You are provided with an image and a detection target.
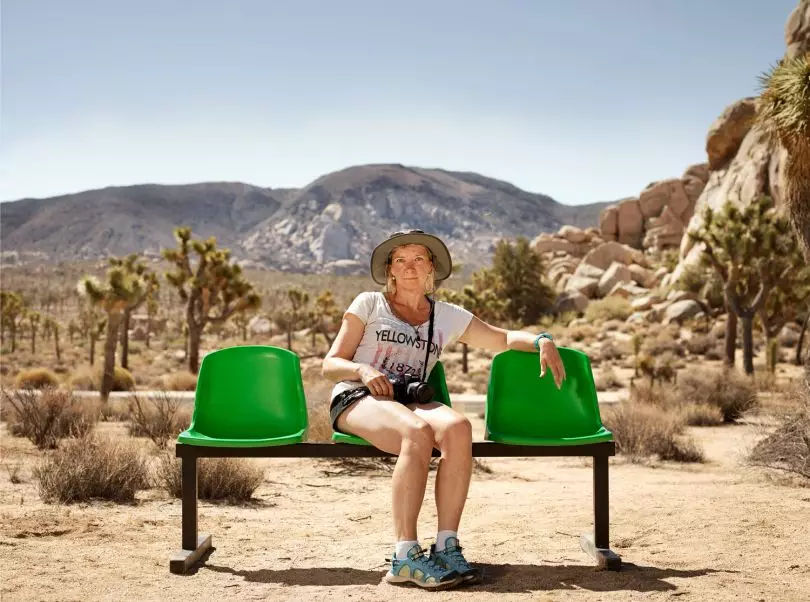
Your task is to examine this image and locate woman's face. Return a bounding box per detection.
[388,244,434,288]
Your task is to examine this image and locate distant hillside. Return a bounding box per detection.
[0,164,610,274]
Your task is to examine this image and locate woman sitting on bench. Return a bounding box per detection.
[322,229,566,590]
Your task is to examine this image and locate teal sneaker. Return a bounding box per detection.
[429,537,483,584]
[385,543,462,589]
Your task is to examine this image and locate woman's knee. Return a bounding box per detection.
[400,419,434,455]
[440,414,472,448]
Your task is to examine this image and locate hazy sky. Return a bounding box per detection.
[0,0,798,204]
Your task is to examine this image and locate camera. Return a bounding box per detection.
[390,374,434,405]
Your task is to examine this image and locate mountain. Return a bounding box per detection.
[0,164,610,274]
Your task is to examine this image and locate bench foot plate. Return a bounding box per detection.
[580,534,621,571]
[169,533,212,574]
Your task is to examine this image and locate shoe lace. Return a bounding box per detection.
[413,548,453,576]
[441,544,472,571]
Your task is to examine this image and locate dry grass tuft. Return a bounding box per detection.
[35,434,150,503]
[158,371,197,391]
[2,387,98,449]
[14,368,60,389]
[68,365,135,392]
[603,402,704,463]
[677,368,758,422]
[748,386,810,481]
[585,297,633,322]
[156,453,264,502]
[127,392,192,448]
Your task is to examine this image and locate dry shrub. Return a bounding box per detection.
[159,371,197,392]
[685,335,712,356]
[35,434,150,503]
[595,365,622,391]
[15,368,60,389]
[568,324,599,343]
[2,387,98,449]
[68,365,135,392]
[679,403,724,427]
[307,400,333,442]
[749,386,809,481]
[642,331,683,357]
[598,340,627,362]
[156,453,263,502]
[704,344,724,361]
[602,402,703,462]
[585,297,633,323]
[630,379,727,427]
[677,368,757,422]
[127,392,191,448]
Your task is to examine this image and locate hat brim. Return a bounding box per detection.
[370,232,453,285]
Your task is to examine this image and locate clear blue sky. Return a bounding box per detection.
[0,0,798,204]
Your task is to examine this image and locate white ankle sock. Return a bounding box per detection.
[395,540,419,560]
[435,530,458,551]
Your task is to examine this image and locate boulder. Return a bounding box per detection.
[630,294,663,311]
[705,98,757,170]
[628,264,656,288]
[249,315,273,335]
[558,225,588,244]
[532,237,578,255]
[607,282,649,299]
[663,299,705,324]
[598,262,634,297]
[582,241,647,271]
[616,198,644,247]
[643,206,687,250]
[573,262,606,280]
[565,276,600,298]
[599,206,619,240]
[786,0,810,59]
[555,291,590,314]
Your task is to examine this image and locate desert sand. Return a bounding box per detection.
[1,411,809,602]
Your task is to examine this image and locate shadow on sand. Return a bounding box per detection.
[199,555,735,593]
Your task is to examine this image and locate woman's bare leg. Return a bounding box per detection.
[337,396,434,541]
[410,403,473,532]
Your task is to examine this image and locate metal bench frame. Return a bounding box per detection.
[170,440,621,574]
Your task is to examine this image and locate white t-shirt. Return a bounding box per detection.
[331,291,475,400]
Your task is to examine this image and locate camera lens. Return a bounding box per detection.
[407,382,434,404]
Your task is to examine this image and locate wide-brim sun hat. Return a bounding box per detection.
[370,229,453,285]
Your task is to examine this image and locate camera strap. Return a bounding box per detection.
[421,296,435,382]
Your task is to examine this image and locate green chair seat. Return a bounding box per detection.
[331,361,452,446]
[485,348,613,446]
[177,345,308,448]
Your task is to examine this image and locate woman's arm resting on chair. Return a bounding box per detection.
[458,317,566,388]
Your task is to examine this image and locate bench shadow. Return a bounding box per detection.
[202,560,735,593]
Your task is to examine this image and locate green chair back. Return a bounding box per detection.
[178,345,308,447]
[332,360,451,445]
[485,348,613,446]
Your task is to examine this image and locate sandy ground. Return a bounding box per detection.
[1,415,809,602]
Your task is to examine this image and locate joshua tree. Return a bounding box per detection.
[756,226,810,372]
[688,197,785,375]
[42,317,62,363]
[144,295,160,349]
[311,290,341,348]
[757,52,810,382]
[274,287,310,352]
[0,291,24,352]
[109,254,159,370]
[163,227,261,373]
[79,262,154,402]
[27,310,41,354]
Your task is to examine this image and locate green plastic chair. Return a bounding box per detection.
[485,348,613,446]
[332,361,452,446]
[177,345,308,447]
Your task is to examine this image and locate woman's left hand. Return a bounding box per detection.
[539,339,566,388]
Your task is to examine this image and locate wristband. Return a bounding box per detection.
[533,332,553,352]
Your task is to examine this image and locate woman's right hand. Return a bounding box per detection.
[358,364,394,398]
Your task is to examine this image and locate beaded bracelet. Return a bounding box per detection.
[533,332,553,352]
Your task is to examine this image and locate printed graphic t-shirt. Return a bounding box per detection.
[330,291,474,400]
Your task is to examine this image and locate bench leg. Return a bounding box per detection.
[580,454,621,571]
[170,455,212,574]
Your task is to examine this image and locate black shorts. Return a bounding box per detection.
[329,386,372,433]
